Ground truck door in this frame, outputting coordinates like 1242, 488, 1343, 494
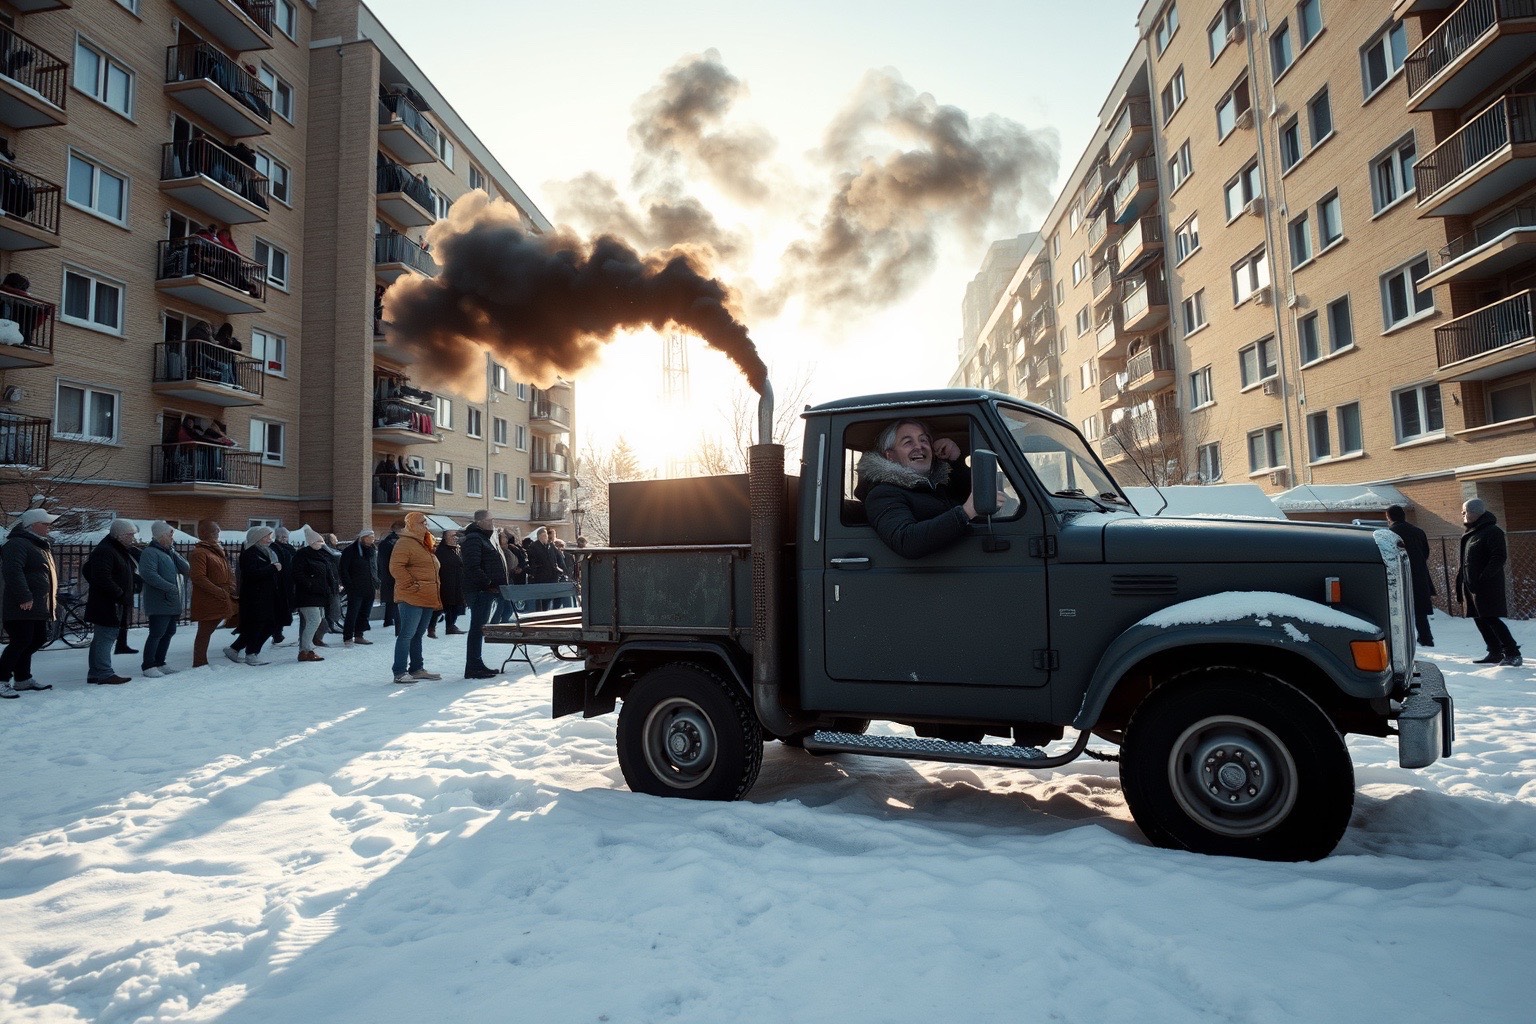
821, 411, 1052, 689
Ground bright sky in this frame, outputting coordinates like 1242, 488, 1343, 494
367, 0, 1144, 469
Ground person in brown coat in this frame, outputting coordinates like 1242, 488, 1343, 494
188, 519, 236, 667
388, 510, 442, 684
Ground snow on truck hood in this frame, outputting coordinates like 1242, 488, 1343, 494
1095, 514, 1383, 564
1139, 590, 1379, 634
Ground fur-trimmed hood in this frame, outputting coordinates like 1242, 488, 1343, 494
853, 451, 953, 500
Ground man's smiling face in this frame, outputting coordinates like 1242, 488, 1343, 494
885, 421, 933, 471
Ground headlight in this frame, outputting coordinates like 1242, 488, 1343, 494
1373, 529, 1414, 678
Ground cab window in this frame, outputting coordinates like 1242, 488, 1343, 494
838, 414, 1024, 527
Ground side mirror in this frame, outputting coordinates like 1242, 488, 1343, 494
972, 450, 1001, 517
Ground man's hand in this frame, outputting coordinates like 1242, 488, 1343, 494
19, 600, 32, 611
933, 438, 961, 462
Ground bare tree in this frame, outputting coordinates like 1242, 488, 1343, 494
691, 364, 814, 473
573, 436, 647, 545
1, 442, 119, 531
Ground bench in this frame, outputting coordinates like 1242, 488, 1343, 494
493, 581, 579, 675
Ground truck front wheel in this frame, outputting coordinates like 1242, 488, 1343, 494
1121, 672, 1354, 862
617, 663, 763, 801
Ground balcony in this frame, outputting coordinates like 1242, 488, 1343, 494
1112, 155, 1159, 223
373, 318, 415, 365
149, 443, 261, 494
1423, 202, 1536, 288
373, 473, 436, 509
1116, 215, 1165, 274
0, 27, 68, 129
373, 377, 439, 445
1099, 372, 1130, 410
1096, 308, 1126, 357
1414, 92, 1536, 216
1027, 305, 1055, 342
0, 290, 53, 369
376, 157, 435, 228
530, 452, 571, 480
1405, 0, 1536, 112
1435, 288, 1535, 379
1091, 258, 1118, 305
1087, 209, 1115, 256
164, 43, 273, 139
0, 413, 48, 471
1125, 338, 1176, 393
378, 93, 439, 166
0, 167, 60, 250
1082, 160, 1112, 214
1119, 273, 1169, 333
1027, 261, 1050, 299
530, 393, 572, 431
1029, 357, 1053, 389
151, 341, 266, 407
170, 0, 274, 54
1106, 98, 1153, 167
156, 236, 266, 314
529, 499, 570, 524
374, 229, 438, 283
160, 139, 270, 225
9, 0, 73, 11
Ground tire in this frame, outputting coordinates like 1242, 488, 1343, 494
62, 609, 92, 649
1120, 671, 1354, 862
616, 662, 763, 801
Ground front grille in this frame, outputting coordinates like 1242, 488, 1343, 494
1111, 574, 1178, 596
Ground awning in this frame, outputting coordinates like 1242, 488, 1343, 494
1271, 483, 1409, 513
424, 514, 466, 535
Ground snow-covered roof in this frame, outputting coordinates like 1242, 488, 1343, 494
1123, 484, 1286, 520
1454, 453, 1536, 475
1271, 483, 1409, 512
52, 520, 200, 545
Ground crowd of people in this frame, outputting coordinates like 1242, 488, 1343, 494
0, 508, 587, 697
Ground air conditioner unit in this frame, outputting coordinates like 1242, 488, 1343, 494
1254, 285, 1274, 306
1269, 468, 1289, 486
1228, 22, 1246, 44
1262, 379, 1280, 397
1245, 196, 1265, 217
1235, 109, 1254, 130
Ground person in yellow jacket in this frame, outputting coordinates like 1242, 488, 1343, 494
388, 511, 443, 684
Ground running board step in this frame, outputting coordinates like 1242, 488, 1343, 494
802, 730, 1089, 769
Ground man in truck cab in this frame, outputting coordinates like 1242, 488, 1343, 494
853, 418, 981, 558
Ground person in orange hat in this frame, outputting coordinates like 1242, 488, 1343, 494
388, 511, 442, 684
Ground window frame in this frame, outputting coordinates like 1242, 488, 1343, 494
1154, 2, 1180, 53
1298, 311, 1322, 364
250, 328, 287, 376
1307, 409, 1331, 462
1298, 0, 1323, 47
1215, 75, 1251, 140
60, 265, 125, 335
1370, 135, 1417, 214
1361, 20, 1408, 100
1168, 139, 1193, 191
253, 150, 292, 206
1231, 247, 1270, 305
253, 238, 289, 291
1246, 424, 1286, 472
1208, 0, 1243, 63
1380, 255, 1434, 330
72, 35, 134, 118
1161, 67, 1186, 123
434, 395, 453, 430
1279, 116, 1303, 171
54, 380, 121, 444
1189, 365, 1215, 409
466, 466, 483, 498
515, 477, 528, 503
1289, 212, 1313, 268
1239, 336, 1279, 388
1318, 192, 1343, 249
1174, 214, 1201, 264
258, 63, 295, 122
274, 0, 298, 39
1270, 20, 1294, 79
1327, 295, 1355, 353
66, 149, 129, 226
1224, 159, 1261, 221
1337, 402, 1364, 454
250, 418, 286, 465
1197, 441, 1222, 482
466, 407, 483, 439
494, 471, 509, 501
1392, 382, 1444, 443
434, 460, 453, 494
1181, 289, 1207, 334
1308, 87, 1333, 144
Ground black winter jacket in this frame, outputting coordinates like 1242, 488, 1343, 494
339, 539, 378, 592
83, 537, 138, 626
1389, 520, 1434, 609
377, 531, 400, 601
436, 544, 466, 607
853, 452, 972, 559
1457, 511, 1508, 619
292, 546, 342, 608
461, 524, 508, 593
1, 530, 58, 622
238, 545, 282, 638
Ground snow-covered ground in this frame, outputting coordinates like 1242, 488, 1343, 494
3, 616, 1533, 1024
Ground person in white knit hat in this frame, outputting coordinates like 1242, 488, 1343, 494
290, 526, 341, 663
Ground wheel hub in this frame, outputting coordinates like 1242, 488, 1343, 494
641, 698, 717, 789
1169, 717, 1297, 838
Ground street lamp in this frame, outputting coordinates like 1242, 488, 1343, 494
570, 504, 587, 540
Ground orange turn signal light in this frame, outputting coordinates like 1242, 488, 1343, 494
1351, 640, 1389, 672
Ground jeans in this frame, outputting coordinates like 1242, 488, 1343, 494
89, 625, 121, 680
466, 590, 496, 669
344, 587, 374, 639
143, 614, 178, 670
392, 603, 430, 677
298, 607, 324, 653
0, 619, 48, 682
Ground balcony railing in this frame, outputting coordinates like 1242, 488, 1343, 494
1099, 374, 1126, 404
0, 26, 68, 110
150, 443, 261, 487
230, 0, 275, 33
1027, 263, 1050, 297
1120, 275, 1169, 323
376, 157, 433, 210
378, 92, 439, 151
531, 452, 570, 475
1127, 339, 1175, 384
373, 229, 438, 276
529, 499, 569, 523
1082, 160, 1111, 210
0, 289, 53, 355
1406, 0, 1536, 98
1091, 259, 1116, 300
1112, 155, 1159, 216
0, 413, 48, 469
165, 42, 273, 123
0, 166, 60, 238
1439, 202, 1536, 266
1415, 92, 1536, 205
531, 396, 571, 424
373, 473, 435, 507
1435, 288, 1534, 368
1117, 215, 1164, 267
157, 236, 266, 299
1088, 210, 1110, 250
153, 340, 265, 394
162, 139, 269, 206
1106, 99, 1153, 158
374, 398, 435, 435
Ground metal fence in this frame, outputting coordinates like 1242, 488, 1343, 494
1426, 529, 1535, 620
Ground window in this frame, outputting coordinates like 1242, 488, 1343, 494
1289, 213, 1313, 267
1069, 203, 1082, 234
493, 364, 509, 392
1072, 255, 1087, 285
1370, 136, 1416, 213
1308, 88, 1333, 143
435, 396, 453, 430
494, 471, 509, 501
1337, 403, 1363, 454
1078, 416, 1100, 441
1161, 68, 1186, 123
1075, 306, 1091, 336
55, 382, 119, 443
275, 0, 297, 38
258, 64, 294, 121
1224, 160, 1261, 220
1190, 365, 1214, 408
66, 152, 127, 224
432, 189, 453, 220
1174, 215, 1201, 263
1051, 233, 1061, 257
1231, 248, 1270, 304
1381, 256, 1433, 328
1307, 411, 1331, 461
1155, 3, 1179, 53
515, 477, 528, 503
1181, 289, 1207, 334
1279, 117, 1303, 171
514, 423, 527, 450
1299, 311, 1324, 364
1327, 296, 1354, 352
1054, 280, 1065, 307
1318, 192, 1342, 248
1488, 380, 1536, 422
1080, 359, 1098, 390
1168, 140, 1193, 190
1299, 0, 1323, 46
436, 132, 455, 169
1394, 383, 1443, 442
251, 329, 286, 375
253, 239, 289, 290
1197, 442, 1222, 482
466, 467, 483, 497
466, 407, 482, 438
61, 267, 124, 333
1362, 21, 1408, 98
1247, 425, 1285, 471
493, 416, 508, 446
250, 419, 285, 464
469, 165, 487, 193
1270, 21, 1294, 77
1239, 337, 1278, 387
253, 150, 291, 205
115, 0, 139, 12
1208, 1, 1243, 62
1216, 76, 1251, 138
435, 460, 453, 493
73, 38, 133, 117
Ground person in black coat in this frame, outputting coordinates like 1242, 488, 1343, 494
291, 528, 342, 662
82, 521, 139, 684
460, 514, 508, 676
0, 508, 61, 694
1457, 498, 1520, 666
1386, 504, 1435, 647
233, 526, 282, 664
429, 530, 466, 637
339, 529, 378, 645
852, 419, 979, 559
270, 528, 297, 644
376, 520, 404, 630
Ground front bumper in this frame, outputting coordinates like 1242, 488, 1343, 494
1396, 660, 1453, 770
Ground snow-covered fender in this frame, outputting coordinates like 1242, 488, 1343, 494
1073, 593, 1390, 730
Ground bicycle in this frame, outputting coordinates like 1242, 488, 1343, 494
44, 581, 93, 649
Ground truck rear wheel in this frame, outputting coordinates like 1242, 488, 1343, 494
1121, 671, 1354, 862
617, 663, 763, 800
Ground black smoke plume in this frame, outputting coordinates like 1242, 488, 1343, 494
383, 192, 767, 394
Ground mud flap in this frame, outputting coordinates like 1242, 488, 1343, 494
552, 668, 615, 719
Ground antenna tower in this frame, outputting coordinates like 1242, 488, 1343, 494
662, 331, 692, 477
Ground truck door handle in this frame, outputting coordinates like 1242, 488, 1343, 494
829, 557, 870, 570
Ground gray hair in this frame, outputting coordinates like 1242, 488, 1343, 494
275, 527, 290, 542
108, 519, 137, 539
876, 418, 933, 455
473, 509, 492, 524
150, 520, 174, 540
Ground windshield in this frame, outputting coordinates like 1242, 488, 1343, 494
997, 404, 1127, 511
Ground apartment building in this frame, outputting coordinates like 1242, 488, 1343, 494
0, 0, 573, 539
955, 0, 1534, 544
